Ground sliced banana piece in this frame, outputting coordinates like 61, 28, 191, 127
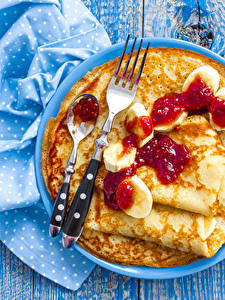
153, 111, 188, 133
125, 103, 154, 147
182, 65, 220, 94
139, 132, 154, 147
103, 140, 136, 172
120, 175, 153, 218
209, 87, 225, 131
216, 87, 225, 100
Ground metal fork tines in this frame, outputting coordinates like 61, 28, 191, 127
62, 36, 150, 248
107, 35, 150, 116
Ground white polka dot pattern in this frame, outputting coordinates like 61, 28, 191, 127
0, 203, 95, 292
0, 0, 110, 292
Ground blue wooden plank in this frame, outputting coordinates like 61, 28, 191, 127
33, 270, 76, 300
82, 0, 143, 43
0, 241, 33, 300
33, 265, 138, 299
140, 261, 225, 300
197, 0, 225, 55
76, 266, 138, 300
144, 0, 225, 55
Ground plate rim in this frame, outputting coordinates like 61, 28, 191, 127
35, 37, 225, 280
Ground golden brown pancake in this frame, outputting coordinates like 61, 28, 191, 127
42, 48, 225, 267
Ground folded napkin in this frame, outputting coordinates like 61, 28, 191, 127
0, 0, 111, 291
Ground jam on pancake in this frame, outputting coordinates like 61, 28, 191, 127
151, 78, 214, 127
209, 97, 225, 128
116, 181, 134, 209
73, 97, 98, 122
104, 134, 190, 210
151, 93, 185, 127
122, 134, 138, 149
126, 116, 153, 138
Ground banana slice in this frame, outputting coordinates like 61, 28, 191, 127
182, 65, 220, 93
216, 87, 225, 99
153, 111, 188, 133
209, 87, 225, 131
103, 140, 136, 172
118, 175, 153, 218
125, 103, 154, 147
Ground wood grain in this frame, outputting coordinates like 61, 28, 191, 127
144, 0, 225, 55
82, 0, 143, 42
139, 262, 225, 300
0, 242, 33, 300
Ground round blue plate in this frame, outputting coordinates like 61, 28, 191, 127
35, 38, 225, 279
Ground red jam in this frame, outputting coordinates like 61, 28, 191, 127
116, 181, 134, 209
139, 116, 153, 136
122, 134, 138, 149
209, 98, 225, 128
104, 166, 135, 210
126, 116, 153, 138
151, 78, 214, 127
134, 134, 191, 184
104, 134, 190, 209
151, 93, 185, 127
181, 78, 214, 110
73, 97, 98, 122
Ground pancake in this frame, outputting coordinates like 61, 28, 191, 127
79, 229, 200, 267
42, 47, 225, 267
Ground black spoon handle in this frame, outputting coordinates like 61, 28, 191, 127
49, 181, 70, 237
62, 159, 100, 246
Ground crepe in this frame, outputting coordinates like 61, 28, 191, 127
138, 116, 225, 216
42, 47, 225, 267
79, 229, 200, 267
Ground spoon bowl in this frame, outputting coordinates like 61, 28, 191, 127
67, 94, 99, 141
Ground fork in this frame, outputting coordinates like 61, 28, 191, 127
62, 35, 150, 248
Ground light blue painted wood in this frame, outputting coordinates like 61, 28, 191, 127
144, 0, 225, 55
139, 262, 225, 300
0, 241, 33, 300
82, 0, 143, 43
32, 265, 138, 299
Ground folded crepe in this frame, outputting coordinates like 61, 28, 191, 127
138, 116, 225, 216
79, 229, 200, 267
41, 47, 225, 266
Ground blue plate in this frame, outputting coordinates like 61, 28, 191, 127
35, 38, 225, 279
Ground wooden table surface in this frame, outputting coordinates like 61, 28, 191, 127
1, 0, 225, 299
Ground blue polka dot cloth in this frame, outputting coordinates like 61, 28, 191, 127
0, 0, 111, 291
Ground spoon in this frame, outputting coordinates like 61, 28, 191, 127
49, 94, 99, 237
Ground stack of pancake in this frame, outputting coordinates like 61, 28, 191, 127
41, 48, 225, 267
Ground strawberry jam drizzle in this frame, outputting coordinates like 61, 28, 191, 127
104, 166, 135, 210
151, 93, 185, 127
209, 98, 225, 128
122, 134, 138, 149
104, 134, 190, 210
151, 78, 215, 127
116, 181, 134, 210
126, 116, 153, 138
139, 116, 153, 136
